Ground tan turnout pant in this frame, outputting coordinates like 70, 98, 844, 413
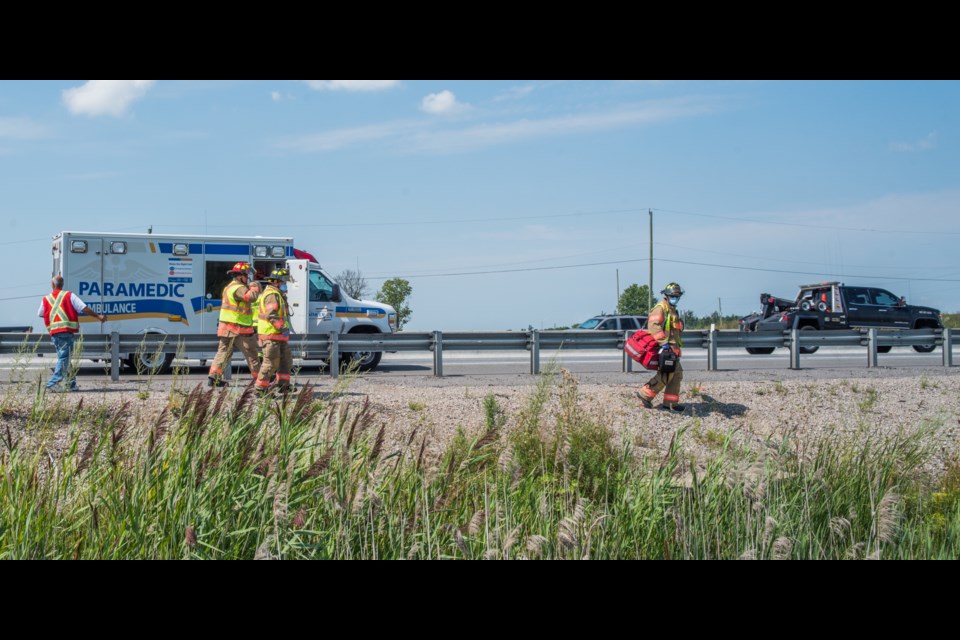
209, 334, 261, 381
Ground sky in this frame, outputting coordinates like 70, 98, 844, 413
1, 80, 959, 332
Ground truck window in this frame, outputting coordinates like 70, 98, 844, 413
206, 261, 236, 301
309, 270, 335, 302
621, 317, 639, 330
598, 319, 616, 330
872, 290, 899, 306
844, 287, 871, 306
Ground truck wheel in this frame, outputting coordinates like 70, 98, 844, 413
877, 346, 892, 354
745, 347, 775, 355
126, 351, 174, 375
798, 325, 819, 354
340, 351, 382, 372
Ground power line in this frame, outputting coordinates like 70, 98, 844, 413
149, 207, 649, 229
364, 256, 960, 282
652, 207, 960, 235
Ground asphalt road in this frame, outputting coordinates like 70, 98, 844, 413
3, 346, 957, 388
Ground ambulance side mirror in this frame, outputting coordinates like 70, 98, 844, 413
331, 283, 342, 303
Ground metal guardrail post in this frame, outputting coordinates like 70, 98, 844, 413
432, 330, 443, 377
530, 330, 540, 375
623, 331, 632, 373
329, 331, 339, 379
707, 325, 717, 371
789, 327, 800, 370
110, 331, 120, 382
944, 328, 954, 368
867, 327, 878, 368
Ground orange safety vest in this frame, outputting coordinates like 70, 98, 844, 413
42, 290, 80, 335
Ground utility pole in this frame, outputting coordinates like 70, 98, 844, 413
616, 269, 620, 313
648, 209, 653, 312
718, 297, 722, 315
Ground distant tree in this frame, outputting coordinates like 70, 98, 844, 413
618, 284, 652, 315
336, 269, 369, 300
376, 278, 413, 330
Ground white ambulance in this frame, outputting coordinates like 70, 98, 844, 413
53, 231, 397, 373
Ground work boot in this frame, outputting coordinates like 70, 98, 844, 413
634, 391, 653, 409
660, 402, 685, 413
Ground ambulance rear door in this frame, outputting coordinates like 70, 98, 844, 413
64, 235, 104, 335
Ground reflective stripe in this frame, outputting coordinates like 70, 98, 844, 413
664, 394, 680, 402
640, 386, 657, 399
46, 291, 79, 333
219, 282, 254, 326
257, 287, 289, 337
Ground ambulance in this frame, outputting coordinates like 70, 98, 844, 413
52, 231, 397, 373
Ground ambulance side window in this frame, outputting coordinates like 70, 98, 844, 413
309, 271, 334, 302
206, 261, 236, 300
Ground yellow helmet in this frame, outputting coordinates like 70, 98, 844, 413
267, 268, 290, 282
661, 282, 684, 297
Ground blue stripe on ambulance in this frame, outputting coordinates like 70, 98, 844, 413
336, 306, 385, 317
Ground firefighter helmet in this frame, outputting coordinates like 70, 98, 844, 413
661, 282, 684, 297
267, 268, 290, 282
228, 262, 252, 276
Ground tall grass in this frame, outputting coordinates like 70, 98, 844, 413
2, 373, 958, 559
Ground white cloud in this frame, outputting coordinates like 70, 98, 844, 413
276, 120, 421, 152
62, 80, 156, 117
277, 97, 720, 154
408, 97, 718, 153
889, 131, 938, 152
304, 80, 400, 92
0, 116, 48, 139
271, 91, 283, 102
420, 90, 466, 115
493, 84, 535, 102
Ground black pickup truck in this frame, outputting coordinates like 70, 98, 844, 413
739, 282, 942, 354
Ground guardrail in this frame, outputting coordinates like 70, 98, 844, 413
0, 327, 954, 381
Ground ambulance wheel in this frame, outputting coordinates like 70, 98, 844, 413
126, 351, 174, 375
745, 347, 775, 355
913, 344, 936, 353
341, 351, 382, 372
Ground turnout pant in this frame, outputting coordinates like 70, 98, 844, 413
209, 334, 261, 381
257, 339, 293, 390
639, 360, 683, 405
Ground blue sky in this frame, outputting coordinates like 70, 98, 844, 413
2, 80, 958, 331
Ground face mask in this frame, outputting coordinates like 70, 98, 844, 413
279, 284, 288, 293
668, 296, 679, 306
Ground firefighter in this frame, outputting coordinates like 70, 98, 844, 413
637, 282, 686, 412
208, 262, 262, 387
255, 268, 293, 396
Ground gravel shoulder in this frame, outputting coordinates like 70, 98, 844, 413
3, 367, 959, 475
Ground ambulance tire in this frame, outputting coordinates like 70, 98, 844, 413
126, 351, 174, 375
341, 351, 382, 372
